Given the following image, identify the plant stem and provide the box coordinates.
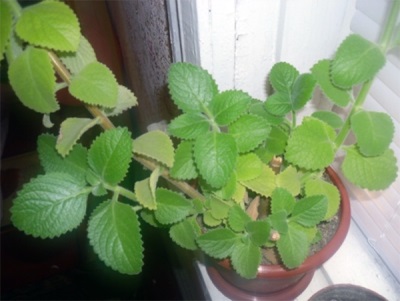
[379,0,400,52]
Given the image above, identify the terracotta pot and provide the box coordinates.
[207,167,351,301]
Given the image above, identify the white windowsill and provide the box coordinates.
[196,219,400,300]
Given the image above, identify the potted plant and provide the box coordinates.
[1,0,398,300]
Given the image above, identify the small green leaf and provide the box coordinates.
[228,204,252,232]
[231,241,261,279]
[235,153,263,181]
[271,187,296,215]
[170,217,201,250]
[134,178,157,210]
[291,73,316,111]
[331,34,386,89]
[276,166,301,196]
[213,173,237,200]
[154,189,192,224]
[342,146,397,190]
[194,132,237,189]
[286,117,336,170]
[88,200,144,275]
[246,220,270,246]
[229,114,271,153]
[209,90,252,125]
[351,111,394,156]
[268,210,288,234]
[168,62,218,113]
[57,117,100,157]
[0,0,12,61]
[58,36,96,74]
[38,134,88,183]
[305,179,340,220]
[290,195,328,227]
[265,92,292,116]
[203,211,222,227]
[11,173,89,238]
[269,62,299,93]
[16,1,80,51]
[8,47,59,113]
[265,125,289,155]
[170,141,198,180]
[312,111,344,129]
[241,164,276,198]
[133,130,174,168]
[209,197,231,220]
[168,113,210,139]
[69,62,118,108]
[197,228,238,259]
[104,85,138,117]
[88,127,132,186]
[311,59,351,107]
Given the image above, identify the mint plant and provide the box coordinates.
[2,0,399,280]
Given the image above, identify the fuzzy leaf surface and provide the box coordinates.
[271,187,296,215]
[235,153,263,181]
[246,220,270,246]
[229,114,271,153]
[194,132,237,189]
[265,125,289,155]
[269,62,299,93]
[11,173,89,238]
[154,189,192,225]
[58,36,96,74]
[241,165,276,197]
[342,146,397,190]
[305,179,340,220]
[69,62,118,108]
[168,62,218,113]
[168,113,209,139]
[351,111,394,157]
[312,111,344,129]
[290,195,328,227]
[134,130,174,168]
[286,117,336,170]
[228,204,252,232]
[0,0,12,61]
[104,85,138,117]
[311,59,351,107]
[269,210,288,234]
[169,217,201,250]
[231,241,261,279]
[291,73,316,111]
[209,197,231,220]
[196,228,238,259]
[88,127,132,186]
[134,178,157,210]
[276,166,301,196]
[8,47,58,113]
[264,92,292,116]
[331,34,386,89]
[170,141,198,180]
[57,117,99,157]
[16,1,80,51]
[88,200,144,275]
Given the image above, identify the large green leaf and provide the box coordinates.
[351,111,394,157]
[231,241,261,279]
[331,34,386,89]
[88,200,144,275]
[305,179,340,220]
[196,228,238,259]
[241,164,276,197]
[0,0,12,61]
[69,62,118,108]
[269,62,299,93]
[16,1,80,51]
[168,113,210,139]
[342,146,397,190]
[209,90,252,125]
[154,189,192,224]
[169,217,201,250]
[133,130,174,168]
[170,141,198,180]
[290,195,328,227]
[88,127,132,186]
[8,47,59,113]
[168,62,218,113]
[194,132,237,189]
[285,117,336,170]
[11,173,89,238]
[58,36,96,74]
[229,114,271,153]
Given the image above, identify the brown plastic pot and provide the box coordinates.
[207,167,351,301]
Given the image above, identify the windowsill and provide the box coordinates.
[195,219,400,300]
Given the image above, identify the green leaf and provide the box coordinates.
[69,62,118,108]
[271,187,296,215]
[57,117,100,157]
[249,101,285,125]
[209,90,252,125]
[133,130,174,168]
[228,204,252,232]
[276,166,301,196]
[241,164,276,198]
[229,114,271,153]
[194,132,237,189]
[154,188,192,224]
[290,195,328,227]
[88,200,144,275]
[268,210,288,234]
[134,178,157,210]
[269,62,299,93]
[311,59,351,107]
[168,62,218,113]
[11,173,89,238]
[231,241,261,279]
[246,220,270,246]
[104,85,138,117]
[8,47,59,113]
[168,113,210,139]
[351,111,394,157]
[312,111,344,129]
[170,141,198,180]
[196,228,238,259]
[285,117,337,170]
[305,179,340,220]
[331,34,386,89]
[169,217,201,250]
[0,0,12,62]
[277,222,309,269]
[209,197,231,220]
[291,73,316,111]
[88,127,132,186]
[203,211,222,227]
[58,36,96,74]
[265,125,289,155]
[342,146,397,190]
[16,1,80,51]
[213,173,237,200]
[38,134,88,183]
[235,153,263,181]
[265,92,292,116]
